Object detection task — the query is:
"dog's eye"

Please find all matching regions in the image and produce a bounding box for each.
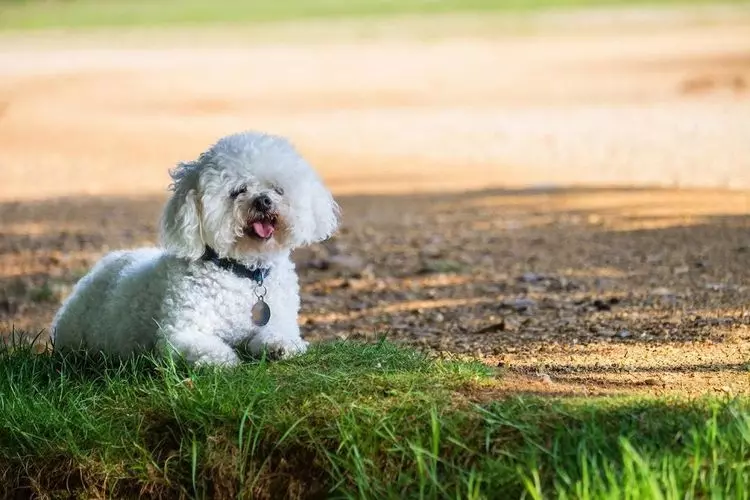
[230,185,247,198]
[274,186,285,196]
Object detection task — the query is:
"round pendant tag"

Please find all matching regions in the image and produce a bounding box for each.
[252,300,271,326]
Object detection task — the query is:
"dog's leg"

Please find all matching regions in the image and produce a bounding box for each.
[159,328,241,366]
[245,320,308,360]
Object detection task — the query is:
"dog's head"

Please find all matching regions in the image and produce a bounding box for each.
[160,132,339,261]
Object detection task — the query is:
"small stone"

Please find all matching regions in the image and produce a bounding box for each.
[705,283,731,292]
[357,266,376,280]
[421,245,444,259]
[673,265,690,275]
[539,373,553,384]
[592,299,611,311]
[519,272,543,283]
[433,312,445,323]
[502,298,537,313]
[503,317,521,331]
[474,320,506,334]
[616,330,632,339]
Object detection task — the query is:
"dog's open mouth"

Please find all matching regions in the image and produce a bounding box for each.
[245,216,277,240]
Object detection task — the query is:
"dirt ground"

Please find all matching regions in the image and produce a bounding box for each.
[1,8,749,397]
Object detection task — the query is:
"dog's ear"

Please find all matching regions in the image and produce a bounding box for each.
[306,175,340,243]
[160,161,205,260]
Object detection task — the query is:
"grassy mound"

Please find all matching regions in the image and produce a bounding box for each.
[0,338,748,498]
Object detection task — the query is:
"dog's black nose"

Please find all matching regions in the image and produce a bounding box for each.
[254,194,273,212]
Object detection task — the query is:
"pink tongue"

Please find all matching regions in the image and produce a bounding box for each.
[252,221,275,239]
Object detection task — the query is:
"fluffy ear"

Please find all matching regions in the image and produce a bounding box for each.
[159,162,205,260]
[307,177,340,243]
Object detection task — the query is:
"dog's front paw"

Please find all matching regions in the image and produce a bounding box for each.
[245,336,308,360]
[265,338,309,360]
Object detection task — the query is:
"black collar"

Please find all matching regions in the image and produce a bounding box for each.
[200,246,271,284]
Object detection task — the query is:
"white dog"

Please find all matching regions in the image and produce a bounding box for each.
[51,132,339,365]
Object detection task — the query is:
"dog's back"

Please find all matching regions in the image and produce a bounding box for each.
[51,248,166,356]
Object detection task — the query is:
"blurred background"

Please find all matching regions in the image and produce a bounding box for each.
[1,0,749,200]
[1,0,749,385]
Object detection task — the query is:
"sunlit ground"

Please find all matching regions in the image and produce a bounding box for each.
[0,4,748,399]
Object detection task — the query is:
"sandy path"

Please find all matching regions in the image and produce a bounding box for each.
[1,187,748,396]
[1,12,749,200]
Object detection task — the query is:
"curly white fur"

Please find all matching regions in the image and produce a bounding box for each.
[51,132,339,365]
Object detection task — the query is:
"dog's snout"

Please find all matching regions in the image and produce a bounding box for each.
[254,194,273,212]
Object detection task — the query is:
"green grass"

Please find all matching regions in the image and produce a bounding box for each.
[1,0,747,31]
[0,337,748,499]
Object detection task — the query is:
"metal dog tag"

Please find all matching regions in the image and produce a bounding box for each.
[252,298,271,326]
